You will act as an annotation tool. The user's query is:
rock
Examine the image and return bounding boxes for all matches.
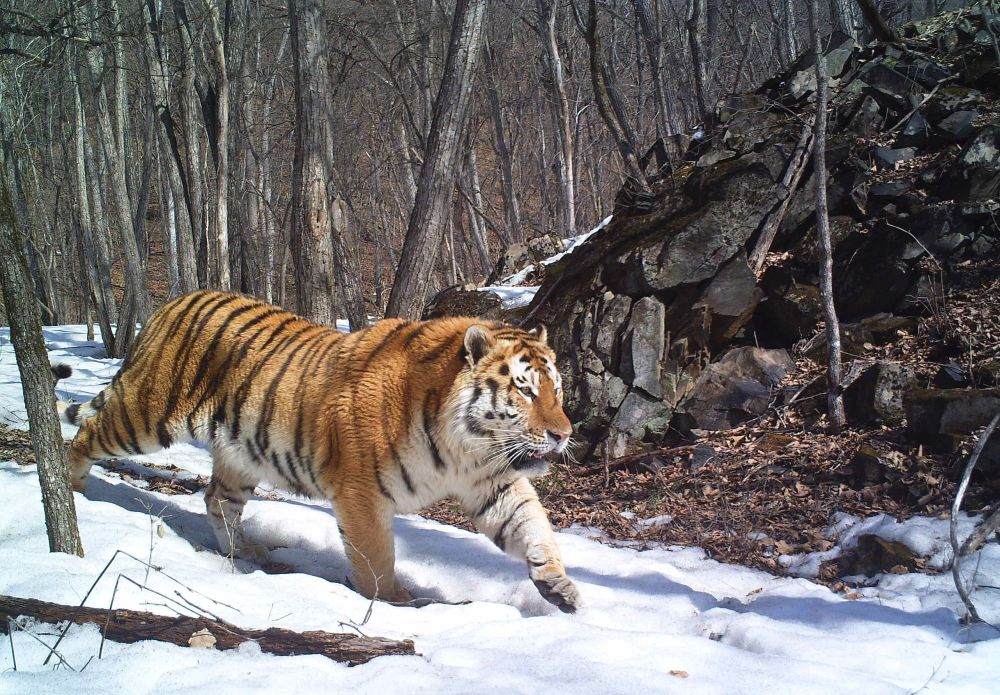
[934,362,968,388]
[874,147,917,168]
[952,125,1000,200]
[870,180,913,197]
[896,111,931,148]
[487,234,563,284]
[422,285,503,320]
[834,226,920,320]
[610,389,673,451]
[593,292,632,369]
[860,61,925,98]
[606,164,780,295]
[692,255,762,348]
[842,360,918,426]
[673,347,794,432]
[843,313,919,354]
[696,148,737,168]
[622,296,666,398]
[904,387,1000,440]
[716,94,768,123]
[754,281,822,348]
[851,445,893,488]
[936,110,979,142]
[794,216,857,265]
[689,444,716,473]
[848,95,884,136]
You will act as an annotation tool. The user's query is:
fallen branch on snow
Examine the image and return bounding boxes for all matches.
[0,594,416,666]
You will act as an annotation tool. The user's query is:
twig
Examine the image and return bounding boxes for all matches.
[7,617,77,671]
[44,549,238,665]
[887,76,955,133]
[960,504,1000,556]
[6,617,15,671]
[950,411,1000,623]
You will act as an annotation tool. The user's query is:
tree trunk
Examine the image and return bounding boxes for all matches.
[686,0,711,121]
[82,15,150,356]
[855,0,896,42]
[482,39,521,243]
[385,0,488,320]
[0,137,83,557]
[538,0,577,238]
[289,0,366,329]
[72,53,117,356]
[145,0,198,294]
[634,0,677,141]
[0,595,414,666]
[585,0,650,189]
[205,0,231,290]
[174,0,209,287]
[809,0,846,432]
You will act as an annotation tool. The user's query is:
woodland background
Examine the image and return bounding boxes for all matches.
[0,0,965,354]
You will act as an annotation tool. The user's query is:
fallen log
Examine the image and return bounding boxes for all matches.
[0,594,416,666]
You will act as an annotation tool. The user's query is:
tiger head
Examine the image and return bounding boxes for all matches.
[455,323,573,478]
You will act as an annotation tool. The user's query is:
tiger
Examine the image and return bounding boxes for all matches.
[57,290,580,612]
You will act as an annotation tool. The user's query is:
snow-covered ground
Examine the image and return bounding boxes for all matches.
[1,325,999,694]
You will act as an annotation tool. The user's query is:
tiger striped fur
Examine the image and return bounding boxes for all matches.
[59,290,580,612]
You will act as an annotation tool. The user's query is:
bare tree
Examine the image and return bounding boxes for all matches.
[289,0,366,328]
[0,128,82,557]
[537,0,577,237]
[809,0,846,432]
[385,0,488,320]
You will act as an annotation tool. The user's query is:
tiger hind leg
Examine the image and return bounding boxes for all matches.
[204,447,265,562]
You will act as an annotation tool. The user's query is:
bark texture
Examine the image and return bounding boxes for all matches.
[0,139,83,557]
[385,0,488,320]
[289,0,366,328]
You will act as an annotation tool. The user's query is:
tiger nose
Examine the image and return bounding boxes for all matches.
[546,429,570,443]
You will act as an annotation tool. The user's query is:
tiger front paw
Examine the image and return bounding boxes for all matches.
[529,562,580,613]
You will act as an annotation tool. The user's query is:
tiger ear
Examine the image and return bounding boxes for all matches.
[529,325,548,343]
[463,325,494,365]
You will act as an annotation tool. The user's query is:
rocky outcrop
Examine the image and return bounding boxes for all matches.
[495,7,999,455]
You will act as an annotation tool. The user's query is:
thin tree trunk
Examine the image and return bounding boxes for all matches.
[483,40,520,243]
[0,135,83,557]
[809,0,845,432]
[289,0,366,329]
[538,0,576,238]
[205,0,231,290]
[174,0,209,287]
[72,54,117,356]
[634,0,677,141]
[145,0,198,293]
[687,0,711,121]
[585,0,650,189]
[385,0,488,320]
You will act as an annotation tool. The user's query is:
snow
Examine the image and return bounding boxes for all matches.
[1,324,1000,693]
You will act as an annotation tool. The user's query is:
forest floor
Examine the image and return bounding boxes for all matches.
[428,257,1000,585]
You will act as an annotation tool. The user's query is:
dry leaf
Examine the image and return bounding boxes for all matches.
[669,670,689,678]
